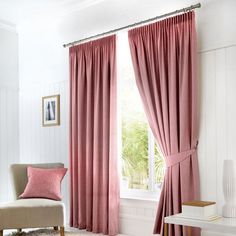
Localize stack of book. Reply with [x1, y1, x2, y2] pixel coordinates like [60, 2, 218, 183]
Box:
[178, 201, 220, 221]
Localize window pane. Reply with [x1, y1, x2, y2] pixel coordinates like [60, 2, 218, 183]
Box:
[121, 71, 149, 190]
[122, 118, 148, 190]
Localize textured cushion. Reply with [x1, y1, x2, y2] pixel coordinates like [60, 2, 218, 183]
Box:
[0, 199, 65, 230]
[20, 167, 67, 201]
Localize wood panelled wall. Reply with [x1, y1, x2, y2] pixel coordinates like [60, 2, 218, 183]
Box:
[0, 88, 19, 202]
[199, 45, 236, 236]
[19, 80, 70, 217]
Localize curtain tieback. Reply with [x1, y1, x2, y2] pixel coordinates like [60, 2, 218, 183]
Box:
[165, 148, 197, 168]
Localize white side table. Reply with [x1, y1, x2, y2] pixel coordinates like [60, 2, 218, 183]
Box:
[164, 214, 236, 236]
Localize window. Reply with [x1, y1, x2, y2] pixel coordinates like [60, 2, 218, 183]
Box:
[117, 32, 165, 200]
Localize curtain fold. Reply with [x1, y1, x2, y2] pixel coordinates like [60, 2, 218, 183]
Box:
[69, 35, 119, 236]
[128, 12, 200, 236]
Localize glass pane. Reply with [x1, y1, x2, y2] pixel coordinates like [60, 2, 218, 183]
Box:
[122, 118, 148, 190]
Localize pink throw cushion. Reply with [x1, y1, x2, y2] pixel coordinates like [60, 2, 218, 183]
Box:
[20, 166, 67, 201]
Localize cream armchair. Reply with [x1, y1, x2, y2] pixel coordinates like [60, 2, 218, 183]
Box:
[0, 163, 66, 236]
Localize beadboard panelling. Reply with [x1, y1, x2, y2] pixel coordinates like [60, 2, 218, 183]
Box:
[198, 45, 236, 235]
[19, 80, 69, 218]
[120, 199, 157, 236]
[226, 46, 236, 159]
[0, 88, 19, 202]
[215, 48, 227, 212]
[0, 28, 18, 89]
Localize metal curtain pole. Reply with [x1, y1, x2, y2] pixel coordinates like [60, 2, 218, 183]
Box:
[63, 2, 201, 48]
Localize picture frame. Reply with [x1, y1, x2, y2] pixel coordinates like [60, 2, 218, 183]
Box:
[42, 95, 60, 127]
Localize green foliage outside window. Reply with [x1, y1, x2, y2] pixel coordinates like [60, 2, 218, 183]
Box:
[122, 120, 149, 189]
[122, 119, 165, 189]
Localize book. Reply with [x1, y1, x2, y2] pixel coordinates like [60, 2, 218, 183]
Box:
[181, 201, 218, 220]
[176, 213, 221, 221]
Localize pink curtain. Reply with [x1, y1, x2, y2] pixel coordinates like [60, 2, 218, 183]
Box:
[128, 12, 200, 236]
[69, 35, 119, 236]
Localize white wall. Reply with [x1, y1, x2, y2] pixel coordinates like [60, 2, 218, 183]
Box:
[0, 25, 19, 202]
[0, 27, 18, 89]
[19, 80, 70, 219]
[17, 0, 236, 235]
[198, 45, 236, 236]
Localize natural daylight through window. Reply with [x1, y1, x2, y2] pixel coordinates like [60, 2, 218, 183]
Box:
[117, 32, 165, 200]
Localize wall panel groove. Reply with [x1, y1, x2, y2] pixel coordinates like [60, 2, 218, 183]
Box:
[0, 88, 19, 202]
[199, 46, 236, 225]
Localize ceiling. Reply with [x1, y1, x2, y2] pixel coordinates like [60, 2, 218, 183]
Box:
[0, 0, 105, 26]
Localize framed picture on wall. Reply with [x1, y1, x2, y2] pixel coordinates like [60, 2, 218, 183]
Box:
[42, 95, 60, 127]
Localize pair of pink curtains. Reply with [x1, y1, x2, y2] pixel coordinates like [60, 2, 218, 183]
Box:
[69, 11, 200, 236]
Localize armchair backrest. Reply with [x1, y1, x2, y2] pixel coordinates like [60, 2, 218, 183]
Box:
[10, 163, 64, 199]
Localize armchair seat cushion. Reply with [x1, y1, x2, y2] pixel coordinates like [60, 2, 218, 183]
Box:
[0, 199, 65, 230]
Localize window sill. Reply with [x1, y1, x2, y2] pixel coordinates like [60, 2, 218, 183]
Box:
[120, 195, 158, 202]
[120, 194, 158, 211]
[120, 188, 161, 202]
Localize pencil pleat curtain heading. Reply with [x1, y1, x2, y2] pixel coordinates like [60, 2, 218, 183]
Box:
[69, 35, 119, 236]
[128, 12, 200, 236]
